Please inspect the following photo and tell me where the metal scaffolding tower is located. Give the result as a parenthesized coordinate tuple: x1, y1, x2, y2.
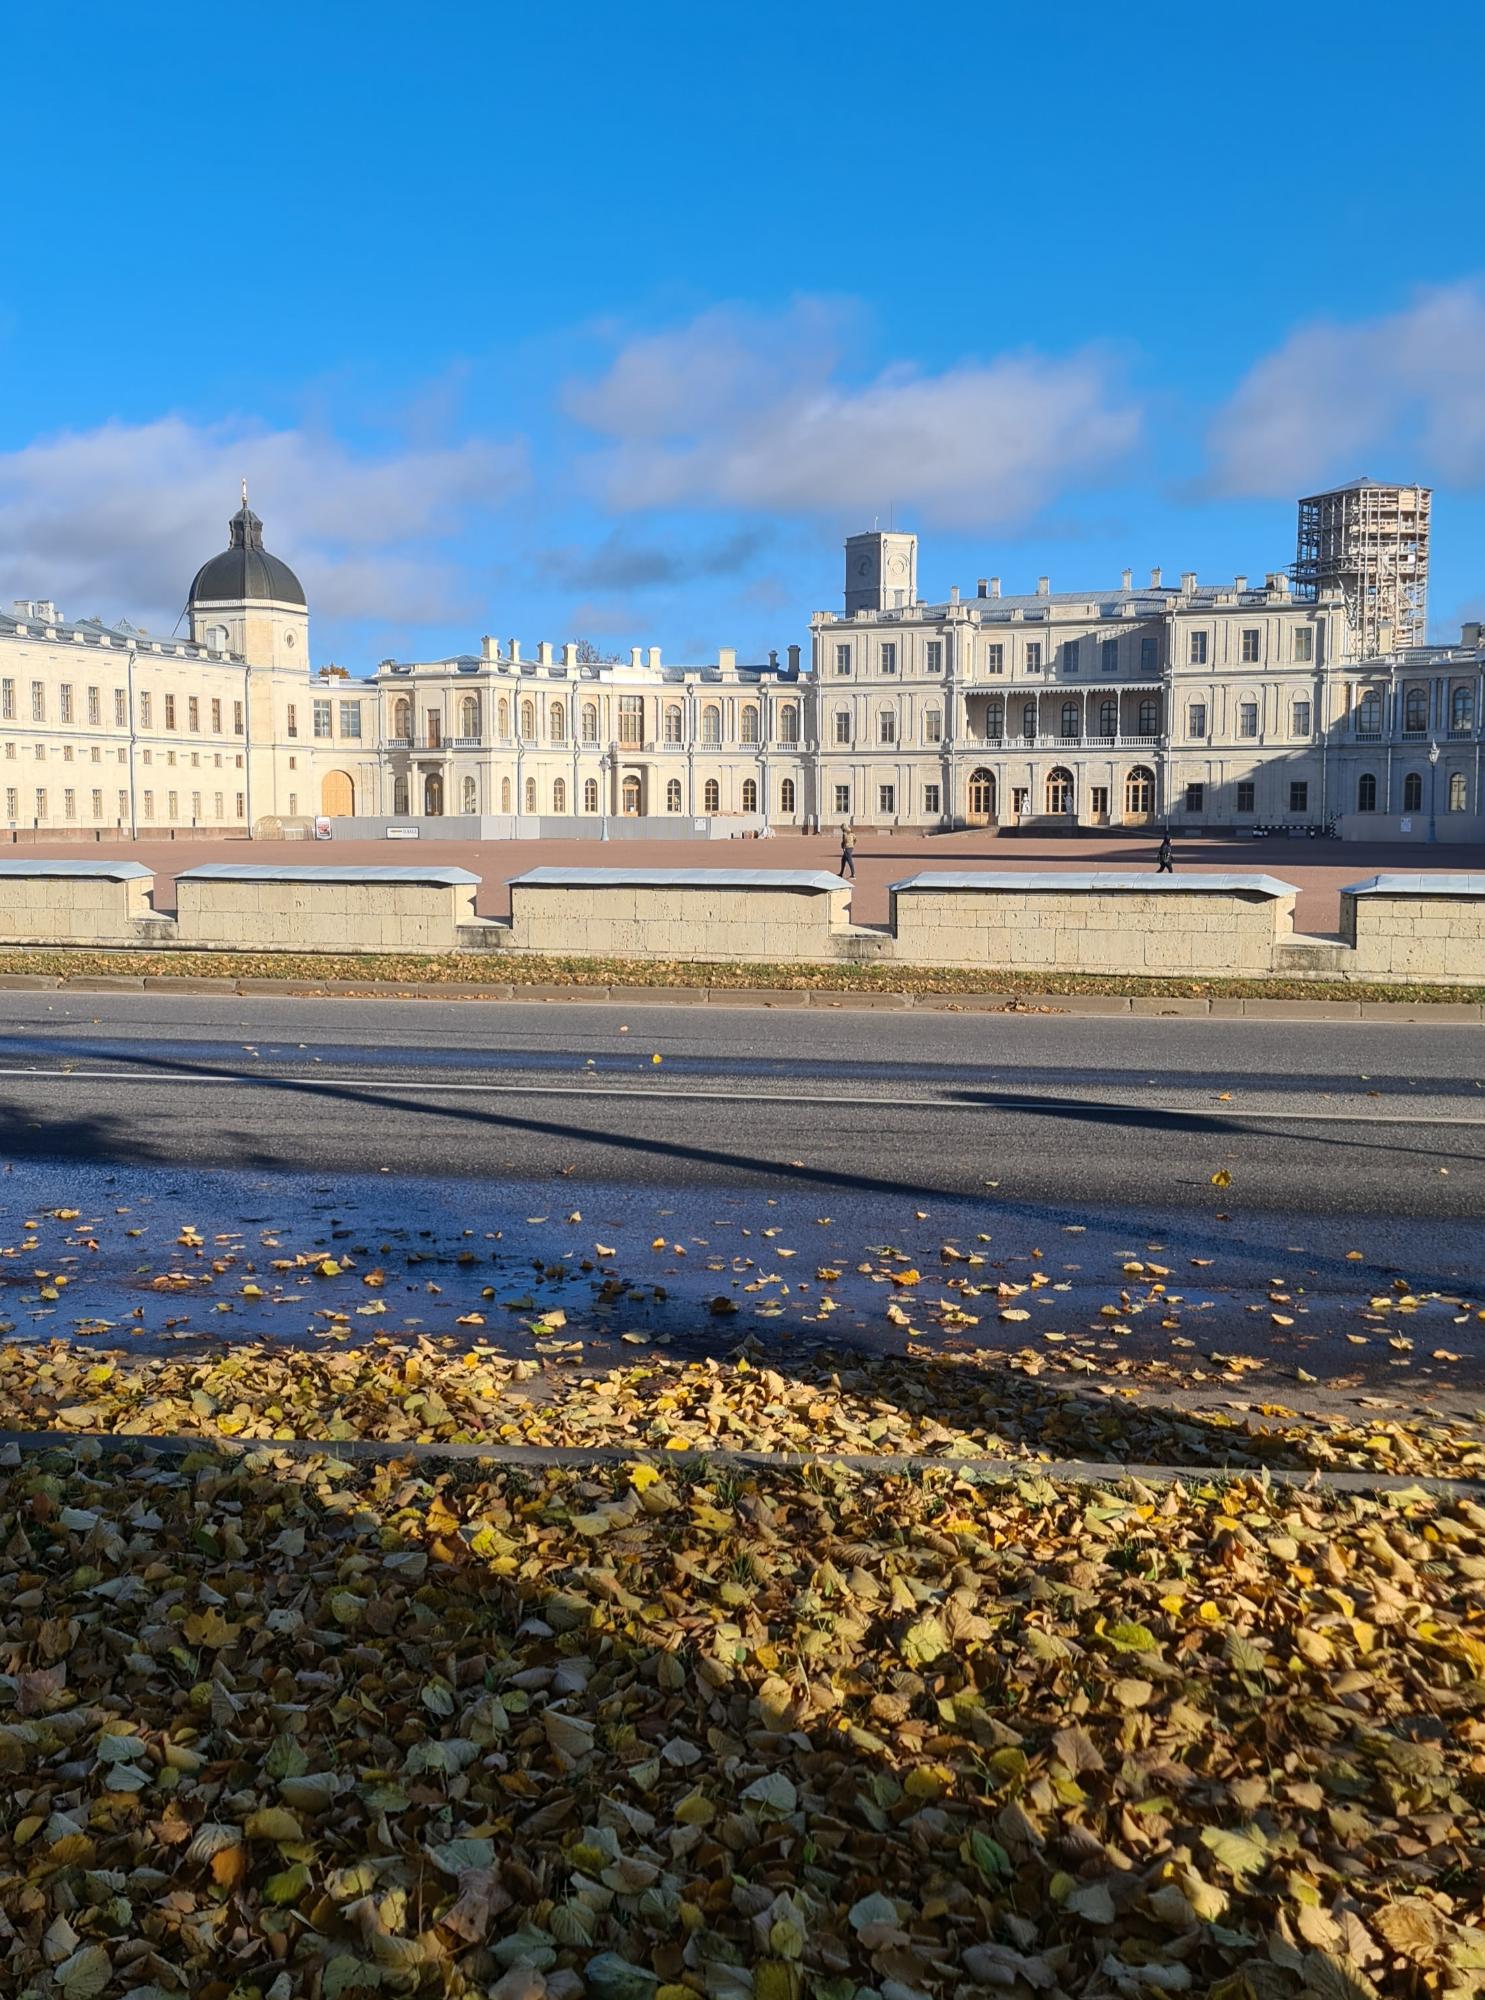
(1293, 479, 1431, 657)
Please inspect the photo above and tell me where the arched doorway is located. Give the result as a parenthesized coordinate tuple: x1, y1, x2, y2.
(622, 774, 642, 816)
(1124, 765, 1154, 820)
(320, 770, 354, 817)
(423, 773, 443, 816)
(967, 768, 995, 819)
(1046, 766, 1074, 815)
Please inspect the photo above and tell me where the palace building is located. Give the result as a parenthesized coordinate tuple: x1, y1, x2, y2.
(2, 492, 1482, 839)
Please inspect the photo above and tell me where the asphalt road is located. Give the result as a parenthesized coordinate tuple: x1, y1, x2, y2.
(0, 992, 1480, 1393)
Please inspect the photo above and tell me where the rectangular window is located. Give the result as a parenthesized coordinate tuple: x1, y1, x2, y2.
(114, 688, 126, 726)
(925, 711, 942, 744)
(313, 699, 333, 739)
(1063, 640, 1079, 674)
(1, 679, 12, 719)
(1238, 701, 1259, 738)
(191, 791, 201, 820)
(164, 693, 176, 729)
(832, 710, 851, 744)
(86, 686, 100, 724)
(117, 790, 127, 821)
(618, 695, 643, 747)
(206, 697, 219, 732)
(142, 789, 154, 820)
(878, 784, 895, 816)
(285, 703, 297, 738)
(1241, 628, 1261, 663)
(1091, 785, 1109, 815)
(31, 681, 44, 721)
(1184, 781, 1204, 814)
(1294, 627, 1314, 663)
(924, 783, 940, 814)
(235, 792, 245, 817)
(339, 700, 362, 738)
(925, 640, 943, 673)
(833, 784, 851, 814)
(1289, 780, 1308, 813)
(1189, 702, 1207, 738)
(879, 642, 897, 675)
(63, 788, 76, 820)
(1189, 631, 1208, 665)
(1100, 638, 1118, 675)
(1236, 781, 1255, 813)
(233, 700, 244, 735)
(214, 791, 223, 819)
(1292, 700, 1311, 737)
(4, 788, 15, 820)
(188, 696, 200, 731)
(878, 711, 896, 744)
(35, 788, 47, 819)
(90, 788, 102, 819)
(168, 790, 179, 820)
(139, 692, 152, 727)
(834, 643, 851, 676)
(1025, 642, 1043, 673)
(1140, 636, 1157, 672)
(985, 643, 1004, 674)
(90, 746, 100, 763)
(59, 684, 74, 722)
(141, 749, 151, 766)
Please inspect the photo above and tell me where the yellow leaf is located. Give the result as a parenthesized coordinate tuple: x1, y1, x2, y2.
(1210, 1169, 1232, 1188)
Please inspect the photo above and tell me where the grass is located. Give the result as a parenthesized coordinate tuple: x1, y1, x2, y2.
(0, 941, 1481, 1003)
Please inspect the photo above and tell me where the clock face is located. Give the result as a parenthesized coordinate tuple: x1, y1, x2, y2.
(857, 558, 872, 577)
(889, 555, 907, 576)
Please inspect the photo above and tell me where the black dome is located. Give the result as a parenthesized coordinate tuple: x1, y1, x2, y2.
(188, 497, 305, 606)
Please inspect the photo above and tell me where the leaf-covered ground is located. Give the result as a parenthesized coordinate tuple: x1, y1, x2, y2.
(0, 945, 1481, 1004)
(0, 1446, 1482, 2000)
(3, 1341, 1483, 1483)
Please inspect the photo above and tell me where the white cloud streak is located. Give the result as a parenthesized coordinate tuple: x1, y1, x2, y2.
(1208, 282, 1485, 497)
(0, 415, 527, 627)
(564, 300, 1141, 529)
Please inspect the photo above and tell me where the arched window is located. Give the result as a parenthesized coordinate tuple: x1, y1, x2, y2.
(742, 777, 758, 812)
(1449, 772, 1468, 813)
(1138, 697, 1159, 735)
(622, 774, 642, 815)
(1060, 700, 1080, 740)
(392, 774, 409, 815)
(461, 775, 477, 814)
(1098, 699, 1117, 738)
(666, 778, 682, 812)
(1046, 766, 1074, 814)
(664, 704, 682, 744)
(1125, 765, 1154, 816)
(393, 698, 412, 740)
(703, 778, 720, 812)
(1021, 701, 1036, 739)
(524, 776, 537, 813)
(1405, 687, 1428, 731)
(1357, 772, 1377, 812)
(779, 704, 799, 744)
(520, 699, 536, 738)
(497, 697, 510, 739)
(740, 705, 759, 744)
(701, 705, 720, 745)
(986, 698, 1004, 740)
(550, 700, 566, 743)
(779, 777, 795, 814)
(1452, 686, 1474, 731)
(552, 777, 567, 813)
(501, 776, 511, 812)
(1357, 691, 1382, 732)
(424, 774, 443, 815)
(460, 694, 480, 738)
(1403, 771, 1423, 811)
(581, 702, 599, 744)
(583, 777, 599, 812)
(968, 768, 995, 817)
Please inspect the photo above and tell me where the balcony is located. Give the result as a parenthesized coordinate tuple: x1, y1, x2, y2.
(452, 736, 482, 749)
(386, 736, 412, 750)
(976, 732, 1163, 751)
(1448, 724, 1475, 740)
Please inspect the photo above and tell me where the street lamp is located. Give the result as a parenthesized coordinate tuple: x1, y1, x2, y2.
(599, 748, 611, 843)
(1427, 740, 1440, 844)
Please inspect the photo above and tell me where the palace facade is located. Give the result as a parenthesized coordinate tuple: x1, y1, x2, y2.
(3, 501, 1482, 838)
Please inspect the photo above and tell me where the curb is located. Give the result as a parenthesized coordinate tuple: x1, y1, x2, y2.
(1, 1428, 1478, 1496)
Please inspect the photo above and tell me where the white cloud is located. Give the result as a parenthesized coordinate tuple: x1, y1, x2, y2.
(1208, 282, 1485, 497)
(0, 414, 527, 627)
(564, 300, 1141, 529)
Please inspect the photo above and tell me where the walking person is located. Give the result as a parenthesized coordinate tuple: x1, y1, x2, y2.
(838, 824, 857, 879)
(1156, 829, 1174, 874)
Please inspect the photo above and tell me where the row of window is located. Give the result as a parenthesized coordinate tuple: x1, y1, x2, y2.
(397, 772, 802, 817)
(1187, 699, 1310, 740)
(830, 630, 1315, 678)
(3, 741, 244, 772)
(975, 697, 1161, 740)
(389, 695, 802, 750)
(1, 677, 250, 735)
(3, 787, 247, 824)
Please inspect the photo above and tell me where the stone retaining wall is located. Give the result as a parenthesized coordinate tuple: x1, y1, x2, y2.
(172, 865, 482, 954)
(504, 868, 852, 963)
(1342, 874, 1485, 984)
(0, 860, 155, 945)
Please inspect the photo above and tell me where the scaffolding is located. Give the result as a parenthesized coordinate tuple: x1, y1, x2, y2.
(1293, 479, 1431, 657)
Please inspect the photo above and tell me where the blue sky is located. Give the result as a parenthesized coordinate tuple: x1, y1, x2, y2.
(3, 0, 1484, 671)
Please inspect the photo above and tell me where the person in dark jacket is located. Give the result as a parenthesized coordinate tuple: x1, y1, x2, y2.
(1156, 831, 1174, 873)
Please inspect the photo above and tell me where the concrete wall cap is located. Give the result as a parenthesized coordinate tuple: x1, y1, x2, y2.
(888, 870, 1300, 897)
(0, 859, 154, 881)
(511, 867, 845, 892)
(1343, 872, 1485, 898)
(174, 864, 482, 887)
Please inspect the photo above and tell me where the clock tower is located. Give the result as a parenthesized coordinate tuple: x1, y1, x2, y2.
(843, 530, 918, 615)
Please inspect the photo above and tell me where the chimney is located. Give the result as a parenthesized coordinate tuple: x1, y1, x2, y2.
(976, 578, 988, 598)
(481, 635, 497, 660)
(1180, 571, 1197, 594)
(646, 645, 661, 669)
(717, 646, 736, 671)
(949, 584, 959, 603)
(537, 640, 554, 665)
(562, 641, 577, 666)
(629, 646, 643, 668)
(509, 639, 522, 663)
(1234, 575, 1247, 592)
(1121, 568, 1132, 591)
(768, 648, 779, 669)
(1150, 567, 1163, 588)
(990, 576, 1002, 598)
(1036, 576, 1050, 596)
(787, 643, 800, 673)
